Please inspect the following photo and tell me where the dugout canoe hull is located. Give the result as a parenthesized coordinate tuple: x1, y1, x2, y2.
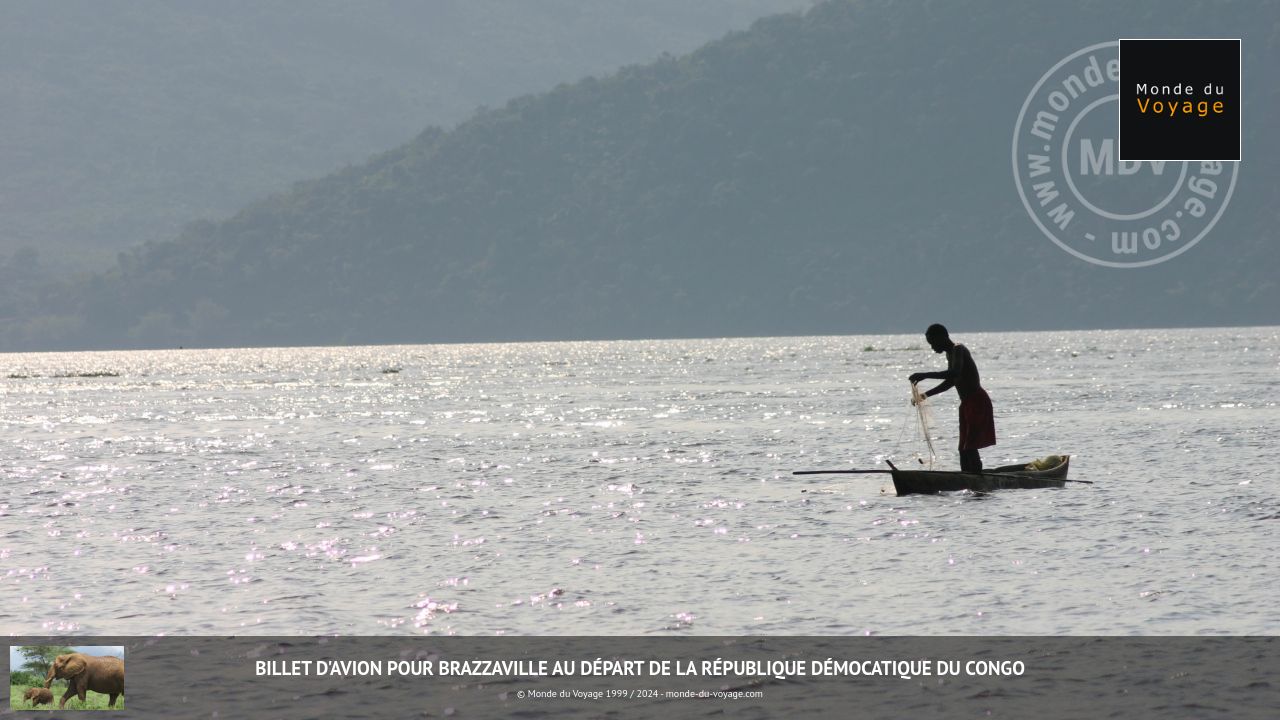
(890, 456, 1070, 495)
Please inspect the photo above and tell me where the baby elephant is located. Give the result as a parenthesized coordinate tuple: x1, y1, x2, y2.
(24, 686, 54, 707)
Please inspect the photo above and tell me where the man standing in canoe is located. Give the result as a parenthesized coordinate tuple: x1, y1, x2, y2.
(908, 324, 995, 473)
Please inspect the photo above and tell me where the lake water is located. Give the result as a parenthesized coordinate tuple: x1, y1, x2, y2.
(2, 327, 1276, 636)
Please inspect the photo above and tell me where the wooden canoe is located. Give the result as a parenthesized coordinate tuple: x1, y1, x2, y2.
(889, 455, 1070, 495)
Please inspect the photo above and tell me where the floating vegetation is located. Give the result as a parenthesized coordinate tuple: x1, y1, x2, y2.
(8, 371, 122, 378)
(863, 345, 923, 352)
(54, 371, 121, 378)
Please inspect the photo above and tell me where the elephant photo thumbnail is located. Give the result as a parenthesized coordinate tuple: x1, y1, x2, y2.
(9, 646, 124, 711)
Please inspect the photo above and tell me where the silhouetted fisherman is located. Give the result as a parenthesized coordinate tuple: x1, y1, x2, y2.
(908, 324, 995, 472)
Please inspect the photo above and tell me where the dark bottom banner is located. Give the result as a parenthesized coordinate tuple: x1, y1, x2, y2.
(4, 637, 1277, 718)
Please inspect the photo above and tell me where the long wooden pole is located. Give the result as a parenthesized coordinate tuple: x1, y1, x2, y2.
(791, 469, 892, 475)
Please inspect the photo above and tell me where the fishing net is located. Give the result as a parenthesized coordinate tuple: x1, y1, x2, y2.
(910, 382, 937, 469)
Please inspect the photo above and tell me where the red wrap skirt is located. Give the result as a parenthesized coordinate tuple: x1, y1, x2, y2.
(958, 388, 996, 451)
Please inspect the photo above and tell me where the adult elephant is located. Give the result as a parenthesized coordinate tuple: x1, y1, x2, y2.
(44, 652, 125, 709)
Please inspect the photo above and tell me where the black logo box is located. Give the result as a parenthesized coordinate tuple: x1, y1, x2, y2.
(1119, 38, 1241, 161)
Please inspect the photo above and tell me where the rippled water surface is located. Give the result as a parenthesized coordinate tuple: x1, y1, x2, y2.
(2, 328, 1277, 635)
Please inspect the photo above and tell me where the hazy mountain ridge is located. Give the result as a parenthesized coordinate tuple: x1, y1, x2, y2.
(3, 0, 1276, 350)
(0, 0, 809, 272)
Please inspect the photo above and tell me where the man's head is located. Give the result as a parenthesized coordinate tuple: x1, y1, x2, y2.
(925, 323, 951, 353)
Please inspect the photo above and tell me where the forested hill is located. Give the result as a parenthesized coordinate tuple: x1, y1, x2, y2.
(5, 0, 1276, 350)
(0, 0, 808, 272)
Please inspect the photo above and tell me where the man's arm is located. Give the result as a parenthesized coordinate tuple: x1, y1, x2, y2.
(909, 370, 947, 382)
(908, 371, 950, 404)
(924, 378, 954, 398)
(909, 348, 966, 397)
